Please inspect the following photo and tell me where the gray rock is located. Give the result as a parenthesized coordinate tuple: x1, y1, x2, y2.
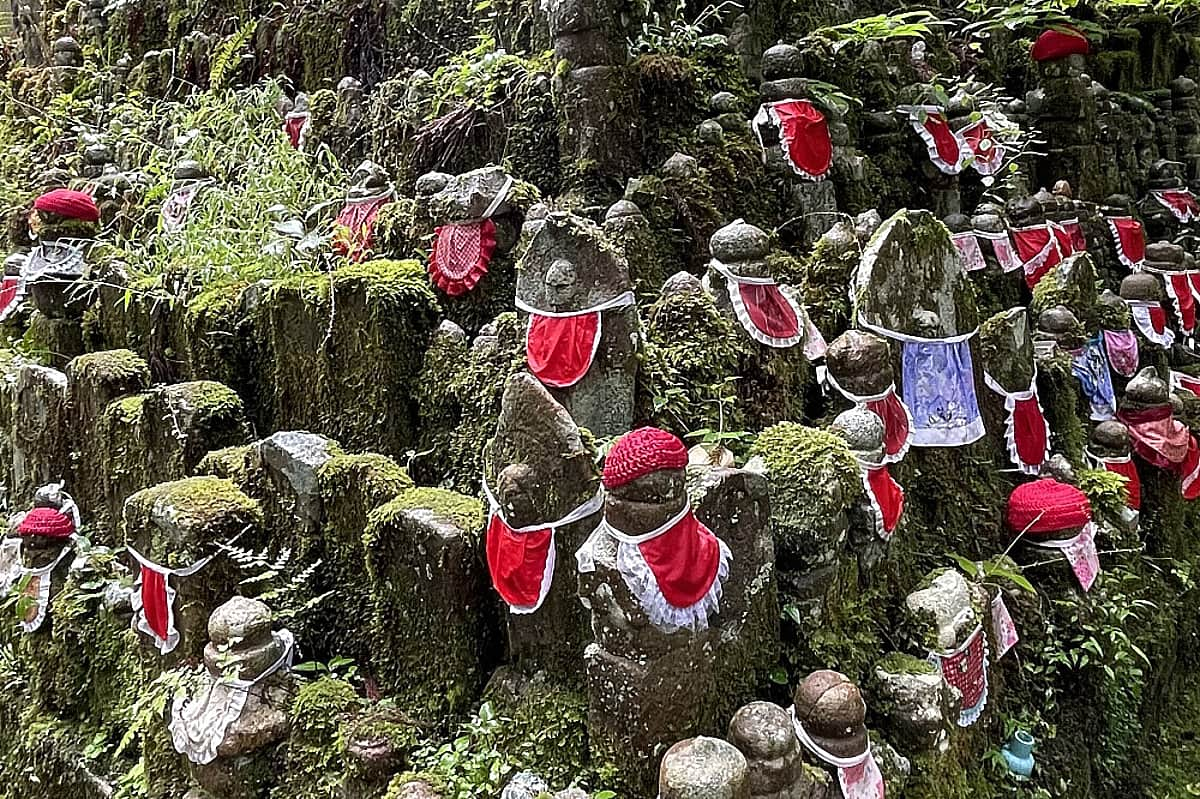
(660, 737, 750, 799)
(253, 431, 337, 532)
(905, 570, 983, 651)
(979, 307, 1035, 393)
(873, 654, 957, 753)
(502, 772, 550, 799)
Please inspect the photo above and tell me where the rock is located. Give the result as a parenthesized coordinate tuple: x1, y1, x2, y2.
(501, 772, 550, 799)
(516, 211, 638, 437)
(979, 307, 1035, 393)
(905, 569, 983, 651)
(728, 702, 820, 798)
(872, 654, 956, 753)
(391, 782, 443, 799)
(826, 330, 894, 397)
(659, 736, 750, 799)
(252, 431, 338, 533)
(853, 209, 976, 337)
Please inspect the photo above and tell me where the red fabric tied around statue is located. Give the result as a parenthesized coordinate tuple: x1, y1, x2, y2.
(771, 100, 833, 180)
(1060, 220, 1086, 253)
(1099, 457, 1141, 511)
(526, 311, 601, 388)
(0, 276, 18, 317)
(1164, 273, 1197, 335)
(867, 389, 913, 463)
(960, 120, 1003, 174)
(140, 566, 171, 643)
(429, 219, 497, 297)
(728, 279, 803, 347)
(283, 113, 308, 149)
(1012, 224, 1062, 288)
(863, 464, 904, 539)
(333, 195, 391, 263)
(637, 510, 723, 608)
(485, 514, 553, 609)
(1107, 217, 1145, 270)
(1118, 405, 1200, 500)
(1012, 395, 1049, 471)
(936, 628, 988, 722)
(1031, 28, 1090, 61)
(910, 108, 966, 174)
(1152, 189, 1200, 223)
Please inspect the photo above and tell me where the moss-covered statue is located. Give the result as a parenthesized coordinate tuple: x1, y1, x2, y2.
(1139, 159, 1200, 245)
(1087, 420, 1140, 523)
(23, 188, 99, 320)
(333, 160, 394, 264)
(978, 306, 1051, 475)
(831, 405, 905, 548)
(4, 482, 79, 633)
(1116, 367, 1200, 501)
(577, 426, 775, 792)
(169, 596, 294, 797)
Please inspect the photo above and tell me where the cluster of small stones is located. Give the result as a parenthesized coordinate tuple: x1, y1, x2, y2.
(2, 2, 1200, 799)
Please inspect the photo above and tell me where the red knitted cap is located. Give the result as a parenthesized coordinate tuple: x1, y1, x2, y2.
(602, 427, 688, 489)
(1031, 28, 1089, 62)
(17, 507, 75, 539)
(1006, 478, 1091, 537)
(34, 189, 100, 223)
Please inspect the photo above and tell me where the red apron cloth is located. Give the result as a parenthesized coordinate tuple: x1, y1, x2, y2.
(128, 546, 216, 655)
(1092, 453, 1141, 511)
(861, 463, 904, 539)
(713, 261, 805, 347)
(141, 567, 170, 643)
(429, 219, 497, 297)
(983, 373, 1049, 475)
(1118, 406, 1200, 499)
(1172, 370, 1200, 397)
(952, 232, 986, 272)
(1106, 216, 1146, 270)
(0, 276, 19, 318)
(334, 194, 392, 264)
(960, 119, 1004, 175)
(905, 105, 967, 174)
(283, 112, 309, 149)
(526, 312, 601, 388)
(1160, 272, 1197, 336)
(1058, 219, 1087, 253)
(637, 510, 724, 608)
(754, 100, 832, 180)
(976, 230, 1022, 273)
(1128, 301, 1175, 347)
(1012, 223, 1062, 288)
(1152, 189, 1200, 223)
(869, 388, 914, 463)
(486, 515, 554, 610)
(931, 626, 989, 727)
(1190, 272, 1200, 303)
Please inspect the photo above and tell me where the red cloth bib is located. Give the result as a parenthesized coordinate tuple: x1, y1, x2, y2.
(637, 511, 724, 608)
(141, 566, 170, 643)
(960, 120, 1004, 175)
(429, 219, 497, 297)
(1128, 301, 1175, 347)
(759, 100, 832, 180)
(334, 195, 391, 263)
(1152, 189, 1200, 223)
(1012, 224, 1062, 288)
(932, 626, 989, 726)
(867, 388, 914, 463)
(485, 514, 554, 610)
(283, 113, 309, 149)
(1118, 406, 1200, 499)
(1107, 216, 1145, 270)
(715, 263, 804, 348)
(906, 106, 967, 174)
(526, 311, 601, 388)
(1163, 272, 1198, 335)
(1098, 456, 1141, 511)
(862, 463, 904, 539)
(1173, 370, 1200, 397)
(129, 547, 215, 655)
(1059, 220, 1086, 253)
(1011, 394, 1049, 473)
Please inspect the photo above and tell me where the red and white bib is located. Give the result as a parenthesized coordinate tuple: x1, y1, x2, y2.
(1029, 522, 1100, 591)
(960, 119, 1005, 175)
(1152, 270, 1198, 337)
(982, 371, 1050, 476)
(128, 546, 218, 655)
(1087, 450, 1141, 512)
(790, 706, 886, 799)
(283, 112, 310, 150)
(484, 481, 603, 614)
(1106, 216, 1146, 270)
(711, 259, 806, 348)
(929, 625, 989, 726)
(429, 176, 512, 297)
(0, 274, 21, 321)
(827, 374, 914, 464)
(753, 100, 833, 181)
(952, 232, 986, 272)
(16, 546, 72, 633)
(1011, 223, 1063, 289)
(518, 291, 635, 389)
(161, 181, 211, 234)
(1151, 189, 1200, 223)
(1103, 329, 1139, 378)
(592, 503, 731, 634)
(334, 190, 392, 264)
(975, 230, 1023, 273)
(1127, 300, 1176, 347)
(991, 593, 1019, 659)
(859, 461, 904, 540)
(903, 105, 968, 175)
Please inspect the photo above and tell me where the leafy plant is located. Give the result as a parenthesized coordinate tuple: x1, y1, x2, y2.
(812, 10, 949, 51)
(629, 0, 743, 57)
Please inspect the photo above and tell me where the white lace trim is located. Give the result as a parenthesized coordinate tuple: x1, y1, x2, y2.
(127, 545, 217, 655)
(900, 105, 968, 175)
(711, 257, 806, 348)
(928, 624, 990, 727)
(18, 546, 72, 633)
(752, 101, 830, 181)
(982, 370, 1049, 475)
(1010, 222, 1061, 281)
(1151, 189, 1200, 222)
(1158, 272, 1196, 335)
(1128, 301, 1176, 347)
(788, 704, 870, 768)
(824, 376, 914, 465)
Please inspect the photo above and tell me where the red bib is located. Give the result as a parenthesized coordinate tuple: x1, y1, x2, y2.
(984, 372, 1049, 475)
(976, 230, 1022, 273)
(128, 546, 216, 655)
(485, 515, 554, 611)
(868, 388, 914, 463)
(334, 194, 391, 263)
(714, 262, 804, 347)
(1093, 454, 1141, 511)
(960, 119, 1004, 175)
(1152, 189, 1200, 223)
(0, 275, 20, 321)
(429, 219, 497, 297)
(1128, 301, 1175, 347)
(1107, 216, 1146, 270)
(862, 463, 904, 539)
(1118, 406, 1200, 499)
(931, 626, 989, 727)
(754, 100, 832, 180)
(1058, 219, 1086, 254)
(283, 113, 309, 149)
(526, 312, 601, 389)
(1162, 272, 1197, 335)
(1173, 370, 1200, 397)
(1012, 224, 1062, 288)
(905, 106, 967, 174)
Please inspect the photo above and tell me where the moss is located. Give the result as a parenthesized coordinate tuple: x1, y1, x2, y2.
(123, 476, 264, 562)
(66, 348, 149, 386)
(369, 488, 485, 545)
(196, 443, 255, 484)
(273, 676, 362, 799)
(875, 651, 937, 676)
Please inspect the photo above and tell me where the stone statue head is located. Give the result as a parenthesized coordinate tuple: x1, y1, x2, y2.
(830, 407, 885, 464)
(709, 219, 770, 278)
(792, 670, 869, 760)
(827, 330, 893, 397)
(1123, 366, 1170, 409)
(516, 211, 631, 314)
(1090, 421, 1131, 458)
(1119, 273, 1164, 302)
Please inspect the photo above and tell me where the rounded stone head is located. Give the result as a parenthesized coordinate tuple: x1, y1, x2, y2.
(1145, 241, 1185, 269)
(710, 219, 770, 276)
(32, 483, 66, 510)
(1124, 366, 1170, 408)
(830, 407, 885, 464)
(827, 330, 893, 397)
(602, 427, 689, 537)
(1120, 273, 1163, 302)
(793, 670, 869, 760)
(173, 159, 208, 182)
(659, 736, 749, 799)
(761, 43, 802, 81)
(1148, 159, 1185, 189)
(1091, 421, 1131, 457)
(495, 462, 542, 530)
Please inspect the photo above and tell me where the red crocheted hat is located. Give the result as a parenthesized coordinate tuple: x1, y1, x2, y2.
(603, 427, 688, 489)
(1006, 478, 1091, 536)
(1031, 27, 1090, 62)
(17, 507, 75, 539)
(34, 189, 100, 223)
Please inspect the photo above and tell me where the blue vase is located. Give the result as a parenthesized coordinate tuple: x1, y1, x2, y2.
(1002, 730, 1036, 778)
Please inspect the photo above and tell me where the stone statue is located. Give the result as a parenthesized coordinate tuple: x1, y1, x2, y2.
(728, 701, 830, 798)
(791, 671, 887, 797)
(170, 596, 294, 798)
(831, 406, 905, 548)
(659, 736, 750, 799)
(25, 188, 100, 321)
(515, 208, 638, 438)
(333, 160, 394, 263)
(4, 482, 78, 633)
(825, 330, 912, 464)
(1116, 367, 1200, 500)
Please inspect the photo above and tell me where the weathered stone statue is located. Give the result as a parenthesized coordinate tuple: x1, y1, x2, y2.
(1140, 159, 1199, 244)
(979, 306, 1050, 474)
(830, 406, 904, 545)
(333, 160, 393, 263)
(1121, 272, 1175, 350)
(825, 330, 912, 463)
(872, 652, 957, 755)
(659, 736, 750, 799)
(791, 671, 886, 797)
(578, 426, 775, 792)
(728, 701, 832, 798)
(1116, 367, 1200, 500)
(483, 372, 601, 679)
(161, 160, 214, 234)
(170, 596, 293, 798)
(1087, 420, 1141, 522)
(24, 188, 99, 321)
(515, 208, 637, 438)
(5, 482, 78, 633)
(906, 570, 991, 725)
(283, 93, 311, 150)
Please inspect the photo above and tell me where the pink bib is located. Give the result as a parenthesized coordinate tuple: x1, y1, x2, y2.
(429, 219, 497, 297)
